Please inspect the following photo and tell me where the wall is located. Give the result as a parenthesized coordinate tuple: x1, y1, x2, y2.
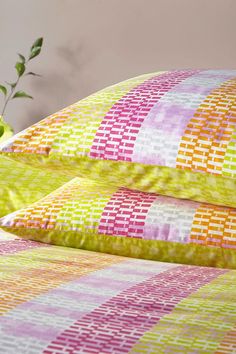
(0, 0, 236, 132)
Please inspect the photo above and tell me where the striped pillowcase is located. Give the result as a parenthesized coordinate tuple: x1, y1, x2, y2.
(0, 69, 236, 208)
(1, 177, 235, 268)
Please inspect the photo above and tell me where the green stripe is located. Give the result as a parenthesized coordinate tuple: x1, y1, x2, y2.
(3, 227, 236, 269)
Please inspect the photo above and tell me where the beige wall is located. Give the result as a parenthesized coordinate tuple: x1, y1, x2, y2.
(0, 0, 236, 132)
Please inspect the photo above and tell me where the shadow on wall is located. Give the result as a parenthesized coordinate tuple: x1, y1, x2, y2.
(21, 40, 94, 131)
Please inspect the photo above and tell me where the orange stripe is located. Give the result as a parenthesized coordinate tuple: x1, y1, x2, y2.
(190, 204, 236, 247)
(0, 247, 124, 315)
(177, 78, 236, 174)
(216, 326, 236, 353)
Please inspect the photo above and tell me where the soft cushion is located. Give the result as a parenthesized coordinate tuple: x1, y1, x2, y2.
(1, 70, 236, 207)
(0, 155, 71, 217)
(1, 177, 235, 268)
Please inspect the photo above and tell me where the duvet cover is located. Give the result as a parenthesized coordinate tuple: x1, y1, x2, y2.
(0, 229, 235, 354)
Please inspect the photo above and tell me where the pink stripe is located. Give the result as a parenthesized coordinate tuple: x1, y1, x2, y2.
(43, 265, 226, 354)
(90, 70, 199, 162)
(0, 239, 47, 255)
(98, 188, 157, 237)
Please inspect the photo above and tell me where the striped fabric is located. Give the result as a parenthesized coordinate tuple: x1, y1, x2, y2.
(1, 69, 236, 353)
(0, 230, 235, 353)
(1, 178, 235, 268)
(1, 69, 236, 207)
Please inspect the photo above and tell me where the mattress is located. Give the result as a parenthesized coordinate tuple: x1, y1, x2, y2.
(0, 229, 235, 354)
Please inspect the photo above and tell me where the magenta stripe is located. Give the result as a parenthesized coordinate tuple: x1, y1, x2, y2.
(43, 265, 226, 354)
(0, 239, 47, 255)
(89, 70, 200, 162)
(98, 187, 157, 237)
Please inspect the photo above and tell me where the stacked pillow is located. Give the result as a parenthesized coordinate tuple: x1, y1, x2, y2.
(1, 69, 235, 207)
(0, 155, 71, 217)
(1, 177, 235, 268)
(1, 69, 236, 267)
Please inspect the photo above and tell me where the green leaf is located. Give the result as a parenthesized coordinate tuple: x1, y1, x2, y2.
(15, 62, 25, 76)
(0, 84, 7, 96)
(26, 71, 41, 77)
(5, 81, 17, 89)
(29, 37, 43, 60)
(0, 125, 4, 138)
(29, 46, 42, 60)
(18, 53, 25, 63)
(31, 37, 43, 49)
(12, 91, 33, 99)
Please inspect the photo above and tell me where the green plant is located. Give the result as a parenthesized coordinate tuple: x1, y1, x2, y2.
(0, 37, 43, 139)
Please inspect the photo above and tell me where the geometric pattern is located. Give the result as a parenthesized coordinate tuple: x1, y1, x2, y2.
(130, 268, 235, 353)
(176, 78, 236, 176)
(216, 325, 236, 353)
(98, 188, 157, 237)
(6, 179, 116, 232)
(3, 73, 156, 156)
(0, 231, 235, 353)
(0, 69, 236, 206)
(0, 237, 45, 255)
(223, 128, 236, 178)
(1, 178, 236, 255)
(190, 204, 236, 248)
(1, 69, 236, 208)
(90, 70, 198, 161)
(130, 70, 236, 169)
(54, 73, 157, 158)
(44, 265, 225, 353)
(142, 196, 197, 243)
(1, 68, 236, 353)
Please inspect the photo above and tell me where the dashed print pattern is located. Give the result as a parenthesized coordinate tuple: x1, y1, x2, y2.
(2, 178, 236, 256)
(0, 232, 235, 353)
(176, 78, 236, 176)
(90, 70, 198, 161)
(1, 70, 236, 208)
(98, 188, 157, 237)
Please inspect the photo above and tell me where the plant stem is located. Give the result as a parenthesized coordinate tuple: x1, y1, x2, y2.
(1, 59, 29, 118)
(1, 77, 20, 117)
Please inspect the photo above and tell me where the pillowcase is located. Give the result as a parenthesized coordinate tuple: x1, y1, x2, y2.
(1, 69, 236, 207)
(0, 155, 71, 217)
(1, 177, 235, 269)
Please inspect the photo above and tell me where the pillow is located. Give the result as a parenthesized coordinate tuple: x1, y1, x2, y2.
(1, 177, 235, 269)
(1, 70, 236, 207)
(0, 155, 71, 217)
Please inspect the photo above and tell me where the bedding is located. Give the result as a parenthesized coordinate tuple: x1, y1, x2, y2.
(0, 155, 71, 217)
(1, 177, 235, 269)
(0, 68, 236, 353)
(1, 69, 236, 208)
(0, 229, 235, 353)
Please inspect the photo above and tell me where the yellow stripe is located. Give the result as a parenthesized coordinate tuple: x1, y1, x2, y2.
(1, 152, 236, 208)
(130, 270, 236, 353)
(0, 245, 124, 315)
(10, 72, 164, 155)
(3, 227, 236, 269)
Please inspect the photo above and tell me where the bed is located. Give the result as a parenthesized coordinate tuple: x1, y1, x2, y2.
(0, 229, 235, 353)
(1, 69, 236, 353)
